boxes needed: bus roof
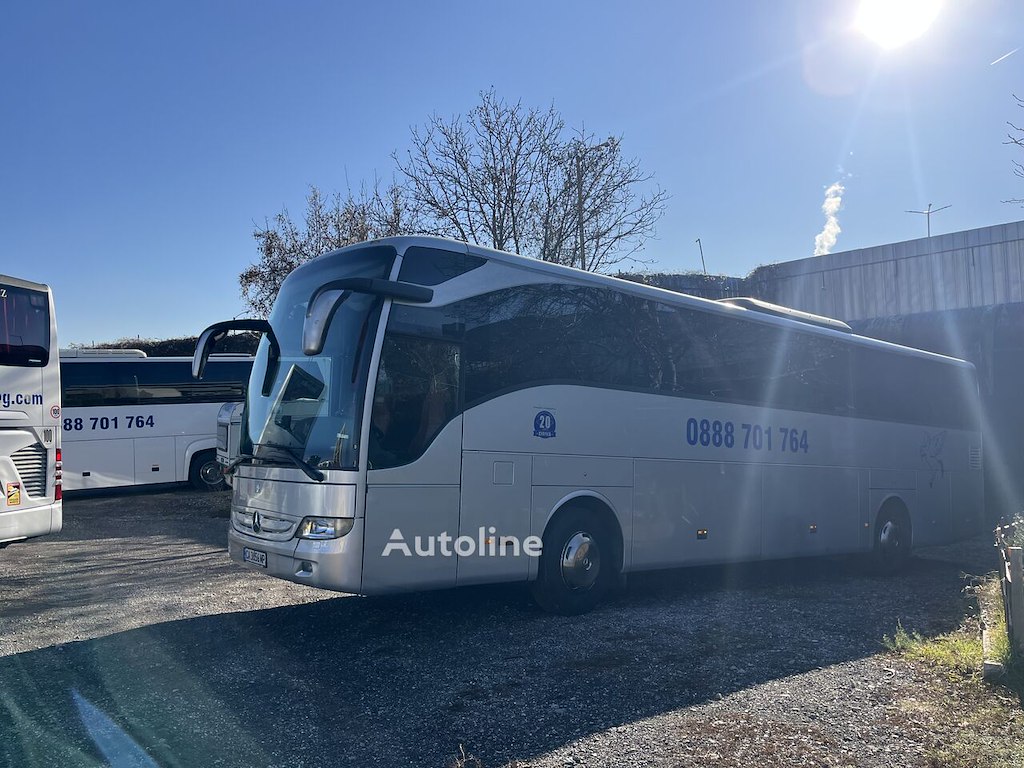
[0,274,51,293]
[308,236,977,370]
[60,348,148,358]
[59,349,253,361]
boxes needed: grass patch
[979,575,1024,696]
[882,620,982,677]
[982,580,1011,665]
[883,577,1024,768]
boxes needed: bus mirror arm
[193,319,280,396]
[303,279,433,356]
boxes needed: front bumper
[227,517,364,594]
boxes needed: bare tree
[396,90,667,271]
[394,90,563,255]
[241,90,668,314]
[240,181,415,317]
[1005,95,1024,207]
[544,130,668,271]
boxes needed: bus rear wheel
[872,505,912,574]
[531,506,614,615]
[190,450,226,492]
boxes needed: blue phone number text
[685,418,809,453]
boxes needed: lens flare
[855,0,943,50]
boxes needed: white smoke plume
[813,182,845,256]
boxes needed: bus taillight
[54,448,62,501]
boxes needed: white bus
[194,237,984,613]
[0,275,62,547]
[60,350,253,492]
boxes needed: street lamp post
[695,238,707,274]
[576,138,614,270]
[905,202,951,238]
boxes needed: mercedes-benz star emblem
[252,511,262,533]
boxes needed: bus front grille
[11,443,47,497]
[231,505,297,540]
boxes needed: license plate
[243,547,267,568]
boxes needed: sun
[855,0,943,49]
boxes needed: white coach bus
[60,350,252,492]
[194,237,984,613]
[0,275,62,547]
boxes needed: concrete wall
[747,220,1024,322]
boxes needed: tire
[872,505,912,574]
[190,450,226,492]
[530,506,615,615]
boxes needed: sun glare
[855,0,943,50]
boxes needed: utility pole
[576,138,614,270]
[905,202,951,238]
[695,238,707,274]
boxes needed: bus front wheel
[190,450,226,492]
[872,505,912,574]
[531,507,614,615]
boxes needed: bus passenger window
[370,336,460,469]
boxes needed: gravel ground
[0,488,1013,767]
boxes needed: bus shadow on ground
[55,488,232,549]
[0,545,992,768]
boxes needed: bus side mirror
[302,279,433,356]
[193,326,226,380]
[303,289,351,356]
[192,319,279,396]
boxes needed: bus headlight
[296,517,354,540]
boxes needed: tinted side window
[370,336,461,469]
[456,286,618,401]
[62,360,251,407]
[134,361,249,404]
[62,362,136,406]
[386,284,967,428]
[398,247,486,286]
[851,348,976,429]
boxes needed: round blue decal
[533,410,556,439]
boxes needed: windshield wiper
[253,442,325,482]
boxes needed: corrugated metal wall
[749,221,1024,322]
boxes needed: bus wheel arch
[530,494,623,615]
[872,496,912,574]
[189,449,225,492]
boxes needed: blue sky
[2,0,1022,344]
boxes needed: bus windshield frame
[245,245,396,471]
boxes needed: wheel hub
[560,531,601,590]
[880,520,901,551]
[199,461,222,487]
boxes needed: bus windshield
[0,283,51,367]
[246,246,394,471]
